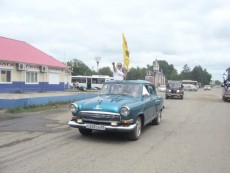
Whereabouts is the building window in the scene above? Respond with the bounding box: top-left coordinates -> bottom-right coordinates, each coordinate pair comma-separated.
49,73 -> 60,84
26,72 -> 38,83
0,69 -> 11,83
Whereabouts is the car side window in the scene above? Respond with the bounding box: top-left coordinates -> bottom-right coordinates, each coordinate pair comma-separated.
143,85 -> 150,96
145,84 -> 156,96
144,85 -> 156,96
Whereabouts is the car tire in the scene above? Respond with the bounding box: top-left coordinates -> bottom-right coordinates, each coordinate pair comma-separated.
152,111 -> 162,125
181,95 -> 183,100
128,116 -> 142,141
79,129 -> 92,135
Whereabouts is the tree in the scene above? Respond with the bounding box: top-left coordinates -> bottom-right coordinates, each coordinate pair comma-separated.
190,66 -> 212,85
126,67 -> 147,80
67,59 -> 96,76
157,60 -> 179,80
180,64 -> 192,80
98,67 -> 113,76
191,65 -> 204,82
202,68 -> 212,85
215,80 -> 221,85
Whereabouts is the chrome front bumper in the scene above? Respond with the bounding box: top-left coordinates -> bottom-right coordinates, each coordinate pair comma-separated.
166,93 -> 183,97
68,120 -> 136,132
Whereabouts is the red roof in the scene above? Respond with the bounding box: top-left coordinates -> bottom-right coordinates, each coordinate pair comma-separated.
0,36 -> 68,68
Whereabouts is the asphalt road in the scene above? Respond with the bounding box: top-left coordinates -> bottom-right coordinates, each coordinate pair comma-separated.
0,88 -> 230,173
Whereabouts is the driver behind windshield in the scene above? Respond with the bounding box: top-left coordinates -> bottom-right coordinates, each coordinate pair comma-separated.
123,84 -> 141,97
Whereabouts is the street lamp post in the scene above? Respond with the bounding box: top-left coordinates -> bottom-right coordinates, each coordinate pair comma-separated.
95,56 -> 101,73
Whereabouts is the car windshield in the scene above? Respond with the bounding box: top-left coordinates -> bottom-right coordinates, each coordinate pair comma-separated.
100,83 -> 142,97
169,83 -> 181,88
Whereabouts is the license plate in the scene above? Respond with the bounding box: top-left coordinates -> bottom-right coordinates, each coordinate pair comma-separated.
86,124 -> 105,130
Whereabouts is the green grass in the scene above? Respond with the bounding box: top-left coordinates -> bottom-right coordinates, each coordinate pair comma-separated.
6,103 -> 70,114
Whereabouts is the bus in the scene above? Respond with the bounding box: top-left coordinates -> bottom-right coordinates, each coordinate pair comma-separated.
71,75 -> 113,89
181,80 -> 199,90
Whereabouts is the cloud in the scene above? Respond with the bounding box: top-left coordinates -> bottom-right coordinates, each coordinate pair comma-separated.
0,0 -> 230,81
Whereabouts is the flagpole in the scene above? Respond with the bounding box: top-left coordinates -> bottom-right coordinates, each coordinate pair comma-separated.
124,68 -> 128,80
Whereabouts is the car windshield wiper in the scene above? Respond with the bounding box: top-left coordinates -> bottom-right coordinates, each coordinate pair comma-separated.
121,93 -> 133,97
100,93 -> 119,96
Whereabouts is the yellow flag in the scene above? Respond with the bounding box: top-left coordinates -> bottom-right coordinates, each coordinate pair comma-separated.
122,33 -> 130,70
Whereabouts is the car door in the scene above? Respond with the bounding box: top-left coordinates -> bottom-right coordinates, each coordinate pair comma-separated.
148,84 -> 162,119
142,85 -> 153,125
151,85 -> 162,116
143,84 -> 157,125
147,85 -> 157,120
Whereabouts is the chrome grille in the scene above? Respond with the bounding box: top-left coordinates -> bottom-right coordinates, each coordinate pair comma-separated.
79,112 -> 121,124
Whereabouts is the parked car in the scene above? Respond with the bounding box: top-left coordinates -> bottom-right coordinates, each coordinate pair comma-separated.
165,81 -> 184,99
69,80 -> 164,141
204,85 -> 211,90
158,85 -> 166,92
222,83 -> 230,101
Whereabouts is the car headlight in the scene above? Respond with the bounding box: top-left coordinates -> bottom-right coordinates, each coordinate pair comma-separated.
70,103 -> 78,113
168,89 -> 171,92
120,106 -> 130,116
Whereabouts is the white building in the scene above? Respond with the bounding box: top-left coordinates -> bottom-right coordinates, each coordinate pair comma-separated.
0,36 -> 71,93
145,59 -> 165,86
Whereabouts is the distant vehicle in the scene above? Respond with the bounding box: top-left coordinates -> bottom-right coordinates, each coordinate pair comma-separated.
166,81 -> 184,99
184,84 -> 198,91
221,83 -> 230,101
204,85 -> 211,90
71,75 -> 113,89
158,85 -> 166,92
181,80 -> 199,90
68,80 -> 164,141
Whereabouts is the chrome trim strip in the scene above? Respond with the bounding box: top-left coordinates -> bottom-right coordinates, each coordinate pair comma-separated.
80,111 -> 120,115
68,121 -> 136,131
71,103 -> 78,107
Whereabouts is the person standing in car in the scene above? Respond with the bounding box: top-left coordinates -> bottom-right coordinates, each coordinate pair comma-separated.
223,70 -> 228,86
112,62 -> 126,80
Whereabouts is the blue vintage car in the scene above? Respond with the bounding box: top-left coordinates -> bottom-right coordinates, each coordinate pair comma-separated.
68,80 -> 164,140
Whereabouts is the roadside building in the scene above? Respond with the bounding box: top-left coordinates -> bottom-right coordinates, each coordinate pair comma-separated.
0,36 -> 71,93
145,59 -> 165,86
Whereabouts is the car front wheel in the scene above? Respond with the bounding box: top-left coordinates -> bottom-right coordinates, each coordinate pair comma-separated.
128,116 -> 142,141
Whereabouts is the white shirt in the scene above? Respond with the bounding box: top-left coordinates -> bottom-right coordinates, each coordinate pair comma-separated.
223,71 -> 228,81
113,68 -> 124,80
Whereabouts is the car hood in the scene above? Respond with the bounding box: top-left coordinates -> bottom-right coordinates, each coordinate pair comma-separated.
77,95 -> 139,113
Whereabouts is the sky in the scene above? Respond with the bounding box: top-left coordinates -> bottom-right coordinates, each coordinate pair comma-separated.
1,0 -> 230,81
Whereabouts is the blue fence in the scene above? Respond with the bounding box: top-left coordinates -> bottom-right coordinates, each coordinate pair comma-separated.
0,82 -> 65,93
0,93 -> 97,109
